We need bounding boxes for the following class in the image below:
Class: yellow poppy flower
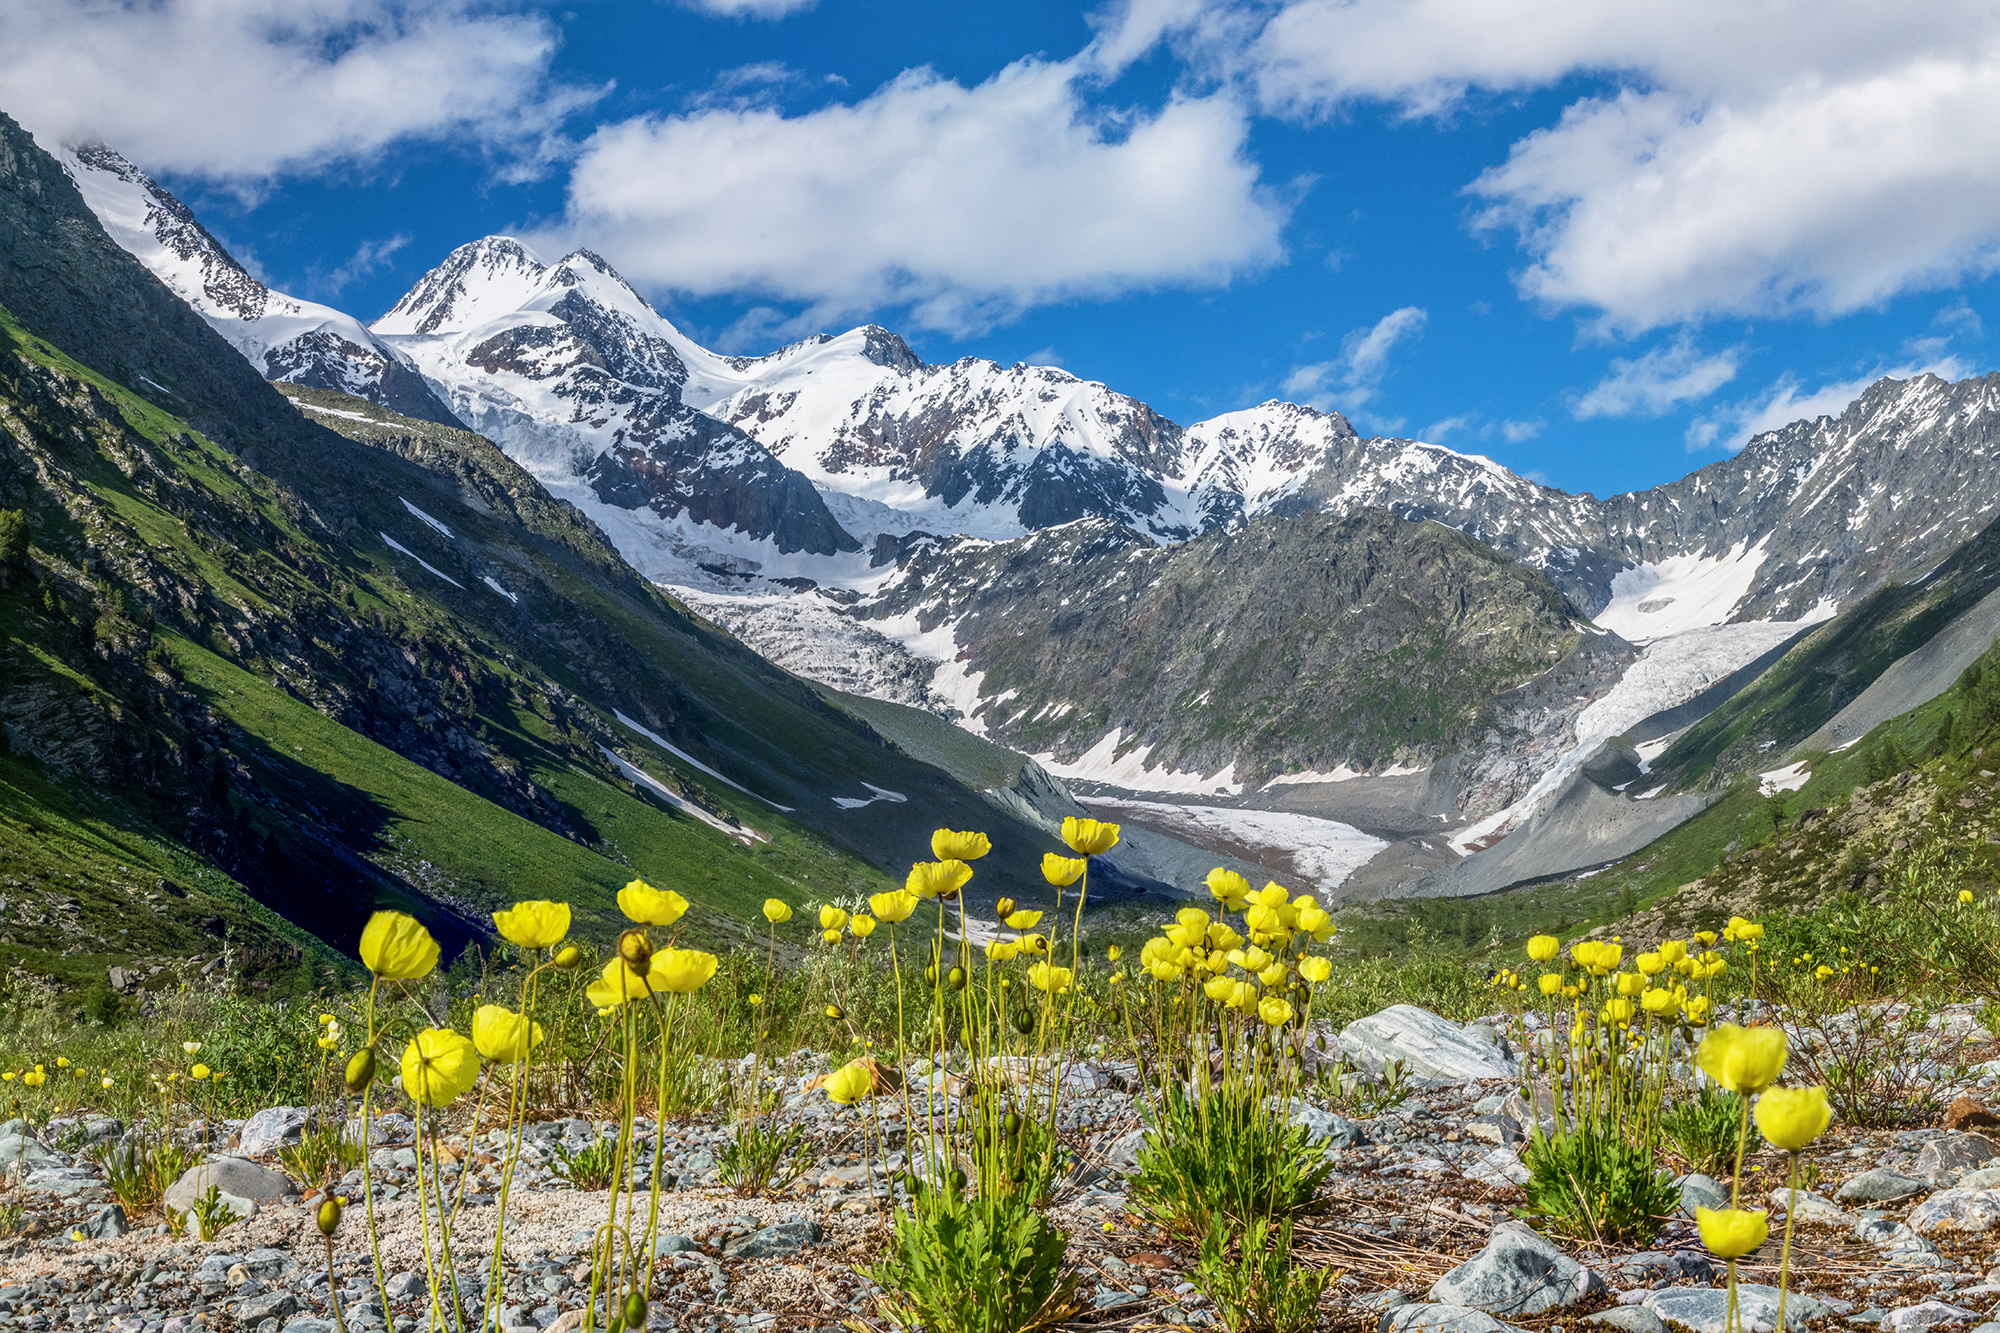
[359,911,440,980]
[491,900,570,950]
[1041,854,1087,887]
[1696,1207,1768,1259]
[584,957,652,1009]
[1062,817,1120,855]
[1258,997,1295,1028]
[907,860,974,900]
[1005,909,1044,931]
[1300,956,1332,983]
[988,940,1020,962]
[1526,934,1560,962]
[931,829,992,861]
[869,889,920,924]
[762,899,794,925]
[1754,1085,1831,1151]
[849,915,877,939]
[400,1028,479,1107]
[1295,906,1336,942]
[1695,1024,1788,1094]
[648,947,720,994]
[821,928,843,944]
[820,905,849,931]
[471,1005,544,1063]
[617,879,688,926]
[1027,962,1073,993]
[822,1061,874,1105]
[1106,945,1122,962]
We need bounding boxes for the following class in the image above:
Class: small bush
[1129,1084,1332,1241]
[1662,1084,1759,1176]
[1521,1124,1678,1245]
[93,1134,196,1216]
[865,1185,1081,1333]
[551,1135,619,1191]
[1191,1214,1334,1333]
[717,1119,812,1198]
[278,1119,361,1190]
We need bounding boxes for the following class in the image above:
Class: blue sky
[7,0,1999,499]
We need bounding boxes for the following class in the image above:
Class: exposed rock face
[857,509,1620,801]
[1427,1221,1605,1315]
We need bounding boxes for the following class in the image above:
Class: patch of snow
[400,498,455,540]
[1084,798,1388,897]
[297,402,376,423]
[832,783,907,810]
[480,575,518,604]
[1261,763,1424,788]
[1035,729,1242,796]
[1634,736,1675,773]
[595,744,761,843]
[1595,540,1773,641]
[1759,761,1812,794]
[379,534,463,588]
[610,708,793,809]
[1449,621,1804,854]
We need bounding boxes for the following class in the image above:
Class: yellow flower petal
[359,911,440,980]
[491,900,570,950]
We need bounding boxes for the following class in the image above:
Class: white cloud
[547,57,1286,335]
[1282,305,1426,410]
[314,234,413,297]
[0,0,593,182]
[1572,337,1742,419]
[679,0,818,17]
[1422,413,1474,442]
[1500,418,1544,443]
[1687,354,1976,454]
[1233,0,2000,331]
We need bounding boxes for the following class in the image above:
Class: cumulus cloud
[547,57,1287,335]
[1233,0,2000,331]
[1686,354,1976,454]
[314,234,413,297]
[679,0,818,17]
[1572,337,1742,419]
[0,0,590,181]
[1282,306,1426,410]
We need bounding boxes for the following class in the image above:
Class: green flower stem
[325,1233,350,1333]
[1777,1149,1801,1332]
[359,978,391,1312]
[410,1108,447,1333]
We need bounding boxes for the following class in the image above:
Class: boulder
[1881,1302,1984,1328]
[1908,1187,2000,1235]
[1644,1284,1829,1333]
[724,1219,823,1259]
[1463,1147,1532,1188]
[162,1156,296,1214]
[1427,1220,1605,1315]
[1837,1168,1927,1204]
[238,1292,299,1324]
[1585,1308,1669,1333]
[1916,1133,2000,1181]
[238,1107,311,1158]
[1959,1166,2000,1190]
[82,1203,129,1239]
[0,1133,61,1176]
[1854,1218,1948,1269]
[1612,1252,1715,1286]
[1381,1305,1527,1333]
[1677,1173,1729,1217]
[1342,1006,1517,1083]
[1767,1187,1853,1224]
[1105,1128,1149,1175]
[1946,1099,2000,1133]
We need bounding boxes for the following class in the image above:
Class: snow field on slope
[1595,540,1807,641]
[675,590,962,718]
[1032,728,1243,797]
[1084,798,1389,898]
[1448,620,1809,854]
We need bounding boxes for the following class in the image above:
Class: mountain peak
[372,235,549,337]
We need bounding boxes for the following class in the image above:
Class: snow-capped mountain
[370,237,857,561]
[56,143,461,428]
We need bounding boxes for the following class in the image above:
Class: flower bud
[316,1197,342,1236]
[1013,1008,1035,1034]
[552,945,582,970]
[947,966,967,992]
[995,897,1016,920]
[622,1291,647,1327]
[616,929,653,974]
[825,1004,844,1021]
[344,1047,377,1094]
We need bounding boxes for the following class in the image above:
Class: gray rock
[1343,1006,1518,1082]
[385,1272,426,1300]
[1909,1188,2000,1235]
[1959,1167,2000,1190]
[238,1292,299,1324]
[1838,1169,1928,1204]
[1678,1173,1729,1217]
[1613,1252,1715,1285]
[282,1321,332,1333]
[1463,1147,1532,1188]
[0,1133,60,1176]
[1105,1128,1149,1175]
[1881,1302,1983,1328]
[241,1249,297,1281]
[1854,1218,1949,1270]
[1917,1135,2000,1181]
[652,1233,699,1256]
[1644,1284,1830,1333]
[1380,1305,1527,1333]
[1585,1307,1669,1333]
[1427,1220,1606,1315]
[724,1219,823,1259]
[83,1202,129,1238]
[162,1156,296,1213]
[1293,1105,1364,1149]
[1500,1091,1556,1140]
[1768,1186,1854,1224]
[238,1108,312,1158]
